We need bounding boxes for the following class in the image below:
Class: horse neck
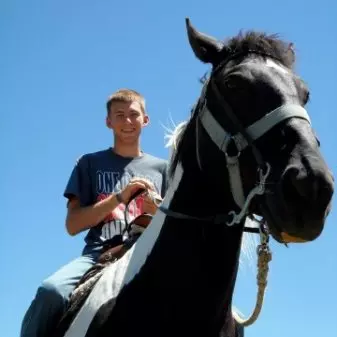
[159,152,245,333]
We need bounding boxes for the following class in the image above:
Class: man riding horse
[20,88,169,337]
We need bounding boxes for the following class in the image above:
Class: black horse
[54,18,334,337]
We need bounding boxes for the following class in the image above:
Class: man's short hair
[106,89,146,115]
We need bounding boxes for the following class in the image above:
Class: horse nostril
[282,167,314,203]
[282,166,334,206]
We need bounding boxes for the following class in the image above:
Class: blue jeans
[20,250,100,337]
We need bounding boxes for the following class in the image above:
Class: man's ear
[185,18,224,65]
[142,114,150,126]
[106,116,113,129]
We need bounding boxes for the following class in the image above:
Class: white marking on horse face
[63,163,184,337]
[265,59,288,74]
[264,58,299,103]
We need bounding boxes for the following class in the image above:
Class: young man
[20,89,169,337]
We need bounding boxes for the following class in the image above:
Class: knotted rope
[233,230,272,326]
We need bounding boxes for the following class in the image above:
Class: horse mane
[223,30,295,69]
[164,120,188,160]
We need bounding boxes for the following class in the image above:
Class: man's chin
[119,134,138,143]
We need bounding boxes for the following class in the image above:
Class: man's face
[106,101,149,144]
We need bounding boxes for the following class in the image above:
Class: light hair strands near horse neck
[162,118,272,327]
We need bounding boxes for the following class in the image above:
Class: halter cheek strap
[199,102,311,208]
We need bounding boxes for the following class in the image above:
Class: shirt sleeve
[63,155,92,207]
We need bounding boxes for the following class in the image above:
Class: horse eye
[313,130,321,147]
[304,91,310,105]
[225,80,237,90]
[224,75,246,90]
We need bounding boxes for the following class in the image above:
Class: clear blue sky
[1,1,336,336]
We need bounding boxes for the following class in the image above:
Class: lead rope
[233,225,272,327]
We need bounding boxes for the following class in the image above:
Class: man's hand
[119,177,155,204]
[143,191,162,215]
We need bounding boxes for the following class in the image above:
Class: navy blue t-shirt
[63,148,168,249]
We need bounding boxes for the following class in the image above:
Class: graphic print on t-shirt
[96,170,145,240]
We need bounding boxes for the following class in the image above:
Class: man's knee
[38,279,67,306]
[20,281,67,337]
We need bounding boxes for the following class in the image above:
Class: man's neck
[112,142,142,158]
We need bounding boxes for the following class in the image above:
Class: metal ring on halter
[223,136,241,161]
[225,151,241,165]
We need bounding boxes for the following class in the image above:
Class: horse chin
[261,202,327,244]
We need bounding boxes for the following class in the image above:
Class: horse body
[54,18,334,337]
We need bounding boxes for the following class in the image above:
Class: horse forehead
[224,58,291,84]
[265,59,289,74]
[241,58,296,93]
[241,58,290,76]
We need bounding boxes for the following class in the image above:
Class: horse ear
[286,42,296,67]
[185,18,224,64]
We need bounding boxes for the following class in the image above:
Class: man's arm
[65,194,121,236]
[65,178,155,236]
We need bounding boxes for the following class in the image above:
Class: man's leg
[20,252,99,337]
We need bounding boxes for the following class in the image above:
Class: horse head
[169,18,334,245]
